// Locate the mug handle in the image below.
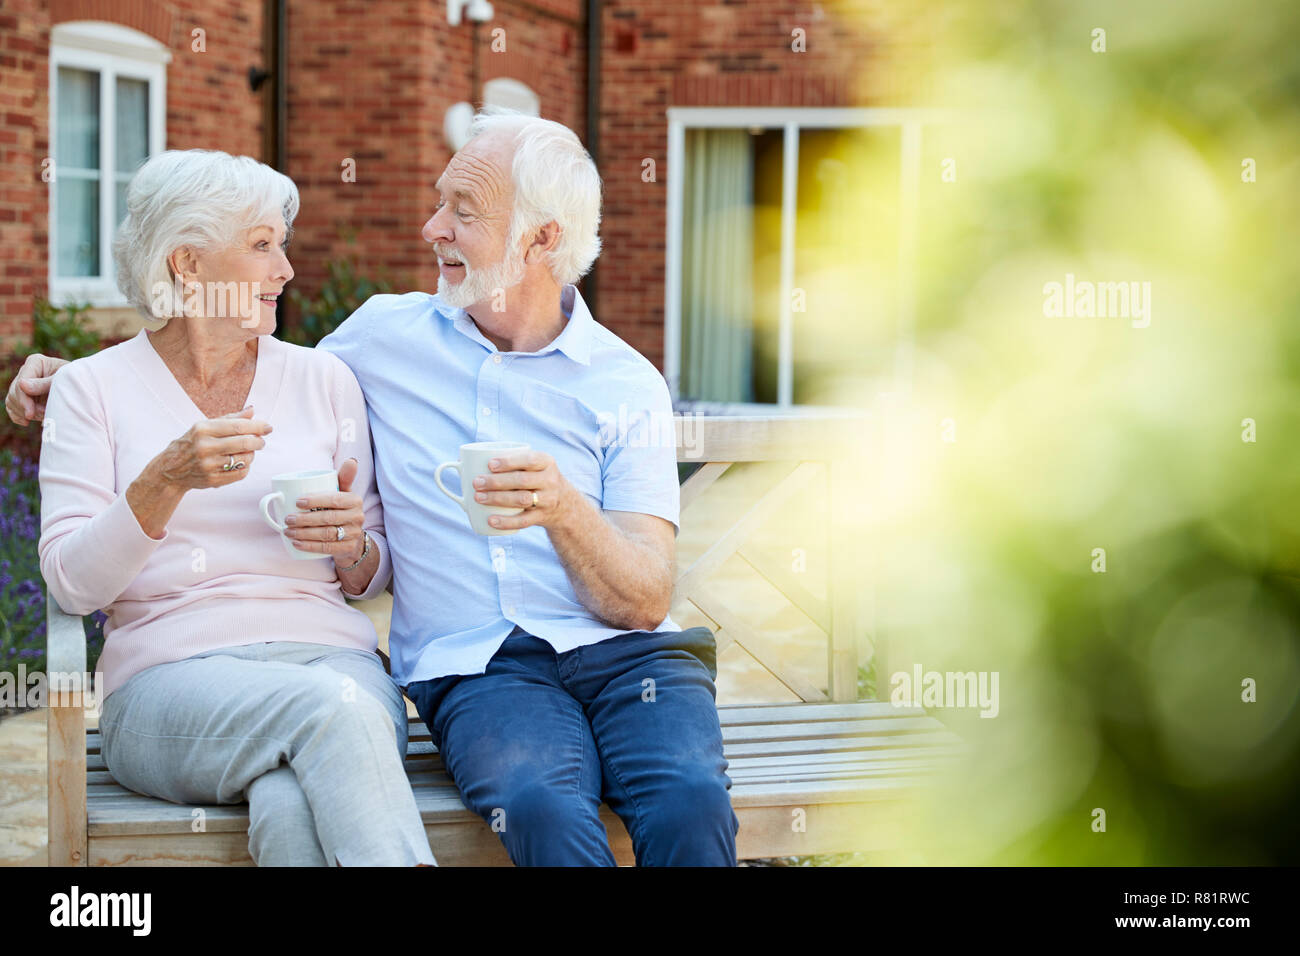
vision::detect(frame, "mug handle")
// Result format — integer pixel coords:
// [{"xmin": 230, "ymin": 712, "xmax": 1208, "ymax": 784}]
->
[
  {"xmin": 260, "ymin": 491, "xmax": 286, "ymax": 532},
  {"xmin": 434, "ymin": 462, "xmax": 463, "ymax": 505}
]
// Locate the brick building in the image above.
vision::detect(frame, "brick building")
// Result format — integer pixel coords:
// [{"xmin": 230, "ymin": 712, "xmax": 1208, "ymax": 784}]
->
[{"xmin": 2, "ymin": 0, "xmax": 914, "ymax": 407}]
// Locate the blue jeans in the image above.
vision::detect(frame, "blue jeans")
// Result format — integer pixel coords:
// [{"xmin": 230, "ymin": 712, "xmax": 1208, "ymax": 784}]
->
[{"xmin": 406, "ymin": 626, "xmax": 739, "ymax": 866}]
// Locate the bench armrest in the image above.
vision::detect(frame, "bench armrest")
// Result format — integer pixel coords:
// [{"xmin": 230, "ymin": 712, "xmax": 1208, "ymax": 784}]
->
[
  {"xmin": 46, "ymin": 591, "xmax": 88, "ymax": 866},
  {"xmin": 46, "ymin": 591, "xmax": 88, "ymax": 683}
]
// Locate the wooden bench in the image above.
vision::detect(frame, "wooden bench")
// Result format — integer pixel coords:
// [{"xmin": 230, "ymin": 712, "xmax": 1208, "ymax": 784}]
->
[{"xmin": 46, "ymin": 415, "xmax": 965, "ymax": 865}]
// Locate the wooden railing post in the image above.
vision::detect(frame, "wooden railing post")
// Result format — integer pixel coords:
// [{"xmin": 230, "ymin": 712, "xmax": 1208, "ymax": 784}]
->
[
  {"xmin": 46, "ymin": 592, "xmax": 88, "ymax": 866},
  {"xmin": 828, "ymin": 456, "xmax": 863, "ymax": 701}
]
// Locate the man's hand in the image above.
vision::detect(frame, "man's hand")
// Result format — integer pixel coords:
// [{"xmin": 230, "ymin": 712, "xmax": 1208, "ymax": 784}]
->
[
  {"xmin": 474, "ymin": 448, "xmax": 676, "ymax": 632},
  {"xmin": 472, "ymin": 449, "xmax": 582, "ymax": 532},
  {"xmin": 6, "ymin": 353, "xmax": 69, "ymax": 425}
]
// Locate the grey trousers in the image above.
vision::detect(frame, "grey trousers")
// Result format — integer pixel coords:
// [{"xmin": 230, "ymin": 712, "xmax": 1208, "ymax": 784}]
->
[{"xmin": 99, "ymin": 641, "xmax": 436, "ymax": 866}]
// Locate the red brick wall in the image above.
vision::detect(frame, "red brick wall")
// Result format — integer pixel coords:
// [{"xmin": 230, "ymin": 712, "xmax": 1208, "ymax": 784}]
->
[
  {"xmin": 0, "ymin": 0, "xmax": 265, "ymax": 347},
  {"xmin": 0, "ymin": 0, "xmax": 50, "ymax": 341},
  {"xmin": 285, "ymin": 0, "xmax": 586, "ymax": 316},
  {"xmin": 596, "ymin": 0, "xmax": 887, "ymax": 369},
  {"xmin": 162, "ymin": 0, "xmax": 264, "ymax": 158},
  {"xmin": 4, "ymin": 0, "xmax": 891, "ymax": 364}
]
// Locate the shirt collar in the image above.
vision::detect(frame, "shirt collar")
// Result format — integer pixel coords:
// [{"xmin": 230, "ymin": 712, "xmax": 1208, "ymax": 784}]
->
[{"xmin": 435, "ymin": 284, "xmax": 593, "ymax": 366}]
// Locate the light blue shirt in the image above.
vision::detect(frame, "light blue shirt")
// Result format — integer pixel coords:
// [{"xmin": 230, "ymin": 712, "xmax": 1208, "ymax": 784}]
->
[{"xmin": 318, "ymin": 285, "xmax": 680, "ymax": 686}]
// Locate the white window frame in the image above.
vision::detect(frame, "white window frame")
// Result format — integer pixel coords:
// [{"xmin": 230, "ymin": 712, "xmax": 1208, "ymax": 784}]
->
[
  {"xmin": 49, "ymin": 21, "xmax": 169, "ymax": 308},
  {"xmin": 665, "ymin": 107, "xmax": 945, "ymax": 409}
]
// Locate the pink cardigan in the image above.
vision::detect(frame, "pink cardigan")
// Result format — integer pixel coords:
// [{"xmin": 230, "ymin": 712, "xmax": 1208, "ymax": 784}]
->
[{"xmin": 38, "ymin": 329, "xmax": 393, "ymax": 699}]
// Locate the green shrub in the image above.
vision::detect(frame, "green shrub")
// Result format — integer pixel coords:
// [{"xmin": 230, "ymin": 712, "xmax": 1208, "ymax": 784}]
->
[
  {"xmin": 283, "ymin": 255, "xmax": 396, "ymax": 348},
  {"xmin": 17, "ymin": 299, "xmax": 100, "ymax": 361},
  {"xmin": 1, "ymin": 300, "xmax": 100, "ymax": 463}
]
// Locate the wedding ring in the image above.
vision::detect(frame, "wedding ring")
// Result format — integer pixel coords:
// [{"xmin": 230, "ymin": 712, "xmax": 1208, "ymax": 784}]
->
[
  {"xmin": 335, "ymin": 525, "xmax": 345, "ymax": 541},
  {"xmin": 530, "ymin": 491, "xmax": 539, "ymax": 509}
]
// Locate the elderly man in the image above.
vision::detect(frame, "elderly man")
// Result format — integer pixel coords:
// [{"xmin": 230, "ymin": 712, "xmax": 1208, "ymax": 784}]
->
[{"xmin": 9, "ymin": 110, "xmax": 739, "ymax": 866}]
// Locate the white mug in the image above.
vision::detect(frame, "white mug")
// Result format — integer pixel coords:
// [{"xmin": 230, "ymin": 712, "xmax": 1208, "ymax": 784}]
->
[
  {"xmin": 259, "ymin": 468, "xmax": 339, "ymax": 560},
  {"xmin": 435, "ymin": 441, "xmax": 529, "ymax": 536}
]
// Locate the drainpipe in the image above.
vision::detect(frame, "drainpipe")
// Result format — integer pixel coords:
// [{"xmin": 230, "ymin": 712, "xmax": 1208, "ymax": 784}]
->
[
  {"xmin": 585, "ymin": 0, "xmax": 601, "ymax": 315},
  {"xmin": 275, "ymin": 0, "xmax": 287, "ymax": 172}
]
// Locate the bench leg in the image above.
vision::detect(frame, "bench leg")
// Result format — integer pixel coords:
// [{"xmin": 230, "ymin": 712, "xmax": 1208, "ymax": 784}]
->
[{"xmin": 48, "ymin": 691, "xmax": 87, "ymax": 866}]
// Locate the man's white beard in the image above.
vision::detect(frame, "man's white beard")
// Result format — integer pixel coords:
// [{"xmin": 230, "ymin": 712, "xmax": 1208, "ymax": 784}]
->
[{"xmin": 437, "ymin": 240, "xmax": 528, "ymax": 310}]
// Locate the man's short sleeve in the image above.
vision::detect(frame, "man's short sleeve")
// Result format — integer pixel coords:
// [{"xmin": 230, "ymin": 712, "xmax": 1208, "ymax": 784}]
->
[
  {"xmin": 598, "ymin": 366, "xmax": 680, "ymax": 531},
  {"xmin": 317, "ymin": 294, "xmax": 384, "ymax": 384}
]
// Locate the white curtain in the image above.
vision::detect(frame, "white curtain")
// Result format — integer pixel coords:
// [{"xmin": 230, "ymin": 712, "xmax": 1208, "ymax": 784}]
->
[
  {"xmin": 55, "ymin": 67, "xmax": 100, "ymax": 277},
  {"xmin": 115, "ymin": 76, "xmax": 149, "ymax": 226},
  {"xmin": 682, "ymin": 129, "xmax": 754, "ymax": 403}
]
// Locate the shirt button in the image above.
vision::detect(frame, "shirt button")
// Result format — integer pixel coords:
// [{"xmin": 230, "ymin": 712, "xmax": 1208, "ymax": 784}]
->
[
  {"xmin": 492, "ymin": 354, "xmax": 502, "ymax": 364},
  {"xmin": 482, "ymin": 407, "xmax": 492, "ymax": 416},
  {"xmin": 492, "ymin": 548, "xmax": 505, "ymax": 560}
]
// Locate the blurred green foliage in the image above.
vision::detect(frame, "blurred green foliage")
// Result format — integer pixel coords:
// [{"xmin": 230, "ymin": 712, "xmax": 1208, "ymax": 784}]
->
[
  {"xmin": 17, "ymin": 299, "xmax": 99, "ymax": 361},
  {"xmin": 282, "ymin": 255, "xmax": 395, "ymax": 348},
  {"xmin": 819, "ymin": 0, "xmax": 1300, "ymax": 865},
  {"xmin": 1, "ymin": 300, "xmax": 100, "ymax": 462}
]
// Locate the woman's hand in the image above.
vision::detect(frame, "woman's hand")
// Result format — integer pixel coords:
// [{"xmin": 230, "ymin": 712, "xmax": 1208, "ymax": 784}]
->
[
  {"xmin": 283, "ymin": 458, "xmax": 367, "ymax": 563},
  {"xmin": 126, "ymin": 407, "xmax": 273, "ymax": 539},
  {"xmin": 150, "ymin": 406, "xmax": 273, "ymax": 490}
]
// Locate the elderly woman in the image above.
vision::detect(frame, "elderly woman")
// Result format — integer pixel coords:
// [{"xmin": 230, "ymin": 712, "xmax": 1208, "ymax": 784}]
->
[{"xmin": 25, "ymin": 149, "xmax": 434, "ymax": 866}]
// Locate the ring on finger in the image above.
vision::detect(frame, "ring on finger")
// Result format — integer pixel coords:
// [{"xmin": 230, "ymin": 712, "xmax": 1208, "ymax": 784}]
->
[{"xmin": 335, "ymin": 525, "xmax": 345, "ymax": 541}]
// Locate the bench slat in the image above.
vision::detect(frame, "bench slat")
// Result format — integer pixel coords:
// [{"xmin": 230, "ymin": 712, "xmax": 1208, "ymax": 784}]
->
[
  {"xmin": 720, "ymin": 716, "xmax": 950, "ymax": 742},
  {"xmin": 84, "ymin": 701, "xmax": 934, "ymax": 750},
  {"xmin": 717, "ymin": 701, "xmax": 929, "ymax": 723},
  {"xmin": 725, "ymin": 744, "xmax": 967, "ymax": 770},
  {"xmin": 89, "ymin": 748, "xmax": 953, "ymax": 804},
  {"xmin": 89, "ymin": 728, "xmax": 961, "ymax": 772},
  {"xmin": 88, "ymin": 772, "xmax": 931, "ymax": 838}
]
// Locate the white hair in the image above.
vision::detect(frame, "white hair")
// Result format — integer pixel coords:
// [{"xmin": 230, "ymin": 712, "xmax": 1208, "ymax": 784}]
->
[
  {"xmin": 465, "ymin": 108, "xmax": 602, "ymax": 286},
  {"xmin": 112, "ymin": 149, "xmax": 299, "ymax": 319}
]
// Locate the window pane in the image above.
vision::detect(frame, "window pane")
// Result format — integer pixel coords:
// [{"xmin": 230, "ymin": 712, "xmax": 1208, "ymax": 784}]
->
[
  {"xmin": 680, "ymin": 128, "xmax": 783, "ymax": 404},
  {"xmin": 56, "ymin": 176, "xmax": 99, "ymax": 277},
  {"xmin": 116, "ymin": 178, "xmax": 129, "ymax": 227},
  {"xmin": 115, "ymin": 77, "xmax": 149, "ymax": 173},
  {"xmin": 750, "ymin": 129, "xmax": 784, "ymax": 404},
  {"xmin": 56, "ymin": 67, "xmax": 99, "ymax": 171},
  {"xmin": 792, "ymin": 127, "xmax": 900, "ymax": 405}
]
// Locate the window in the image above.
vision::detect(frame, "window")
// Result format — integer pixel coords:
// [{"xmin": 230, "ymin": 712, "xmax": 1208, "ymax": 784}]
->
[
  {"xmin": 665, "ymin": 108, "xmax": 942, "ymax": 409},
  {"xmin": 49, "ymin": 22, "xmax": 169, "ymax": 307}
]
